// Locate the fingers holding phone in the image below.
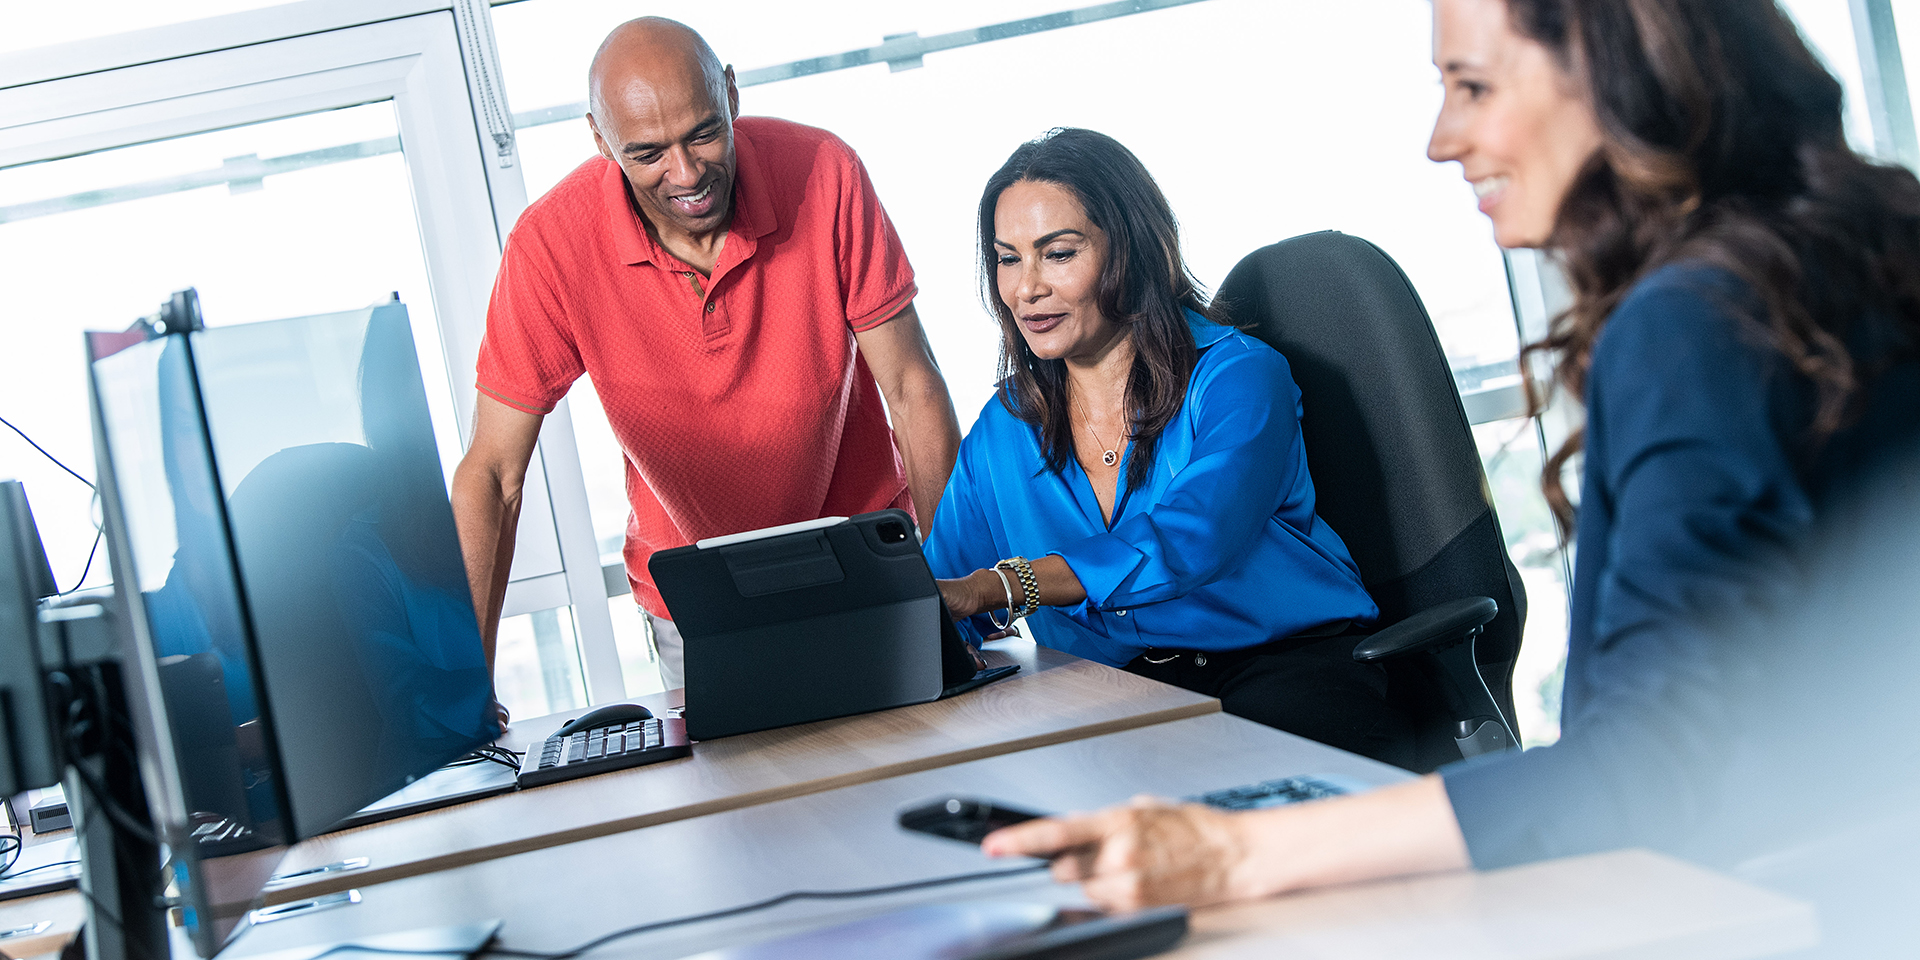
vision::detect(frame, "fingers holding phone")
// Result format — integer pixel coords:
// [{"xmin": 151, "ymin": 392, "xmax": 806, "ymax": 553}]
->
[{"xmin": 975, "ymin": 796, "xmax": 1253, "ymax": 912}]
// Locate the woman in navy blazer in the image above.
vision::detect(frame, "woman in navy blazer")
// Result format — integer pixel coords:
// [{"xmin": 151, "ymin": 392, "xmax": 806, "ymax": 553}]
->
[{"xmin": 984, "ymin": 0, "xmax": 1920, "ymax": 920}]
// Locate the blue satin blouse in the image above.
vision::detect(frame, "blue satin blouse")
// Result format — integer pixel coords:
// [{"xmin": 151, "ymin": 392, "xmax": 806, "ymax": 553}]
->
[{"xmin": 924, "ymin": 311, "xmax": 1377, "ymax": 668}]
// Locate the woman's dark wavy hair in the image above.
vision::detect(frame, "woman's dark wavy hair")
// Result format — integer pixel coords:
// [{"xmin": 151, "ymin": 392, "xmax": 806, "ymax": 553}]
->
[
  {"xmin": 1510, "ymin": 0, "xmax": 1920, "ymax": 528},
  {"xmin": 977, "ymin": 128, "xmax": 1223, "ymax": 490}
]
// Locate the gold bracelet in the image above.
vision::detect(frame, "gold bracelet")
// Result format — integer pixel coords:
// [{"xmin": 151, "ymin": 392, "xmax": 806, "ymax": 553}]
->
[{"xmin": 996, "ymin": 556, "xmax": 1040, "ymax": 619}]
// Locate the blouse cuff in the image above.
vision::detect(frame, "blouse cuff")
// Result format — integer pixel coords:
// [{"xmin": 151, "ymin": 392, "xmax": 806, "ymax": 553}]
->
[
  {"xmin": 1051, "ymin": 535, "xmax": 1145, "ymax": 633},
  {"xmin": 1054, "ymin": 533, "xmax": 1146, "ymax": 609}
]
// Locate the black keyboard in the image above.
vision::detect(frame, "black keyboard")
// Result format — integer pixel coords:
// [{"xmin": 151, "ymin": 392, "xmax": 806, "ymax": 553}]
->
[
  {"xmin": 517, "ymin": 717, "xmax": 692, "ymax": 788},
  {"xmin": 1191, "ymin": 775, "xmax": 1353, "ymax": 811}
]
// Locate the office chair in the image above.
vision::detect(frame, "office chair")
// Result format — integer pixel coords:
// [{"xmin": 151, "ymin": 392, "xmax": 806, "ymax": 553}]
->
[{"xmin": 1217, "ymin": 231, "xmax": 1527, "ymax": 773}]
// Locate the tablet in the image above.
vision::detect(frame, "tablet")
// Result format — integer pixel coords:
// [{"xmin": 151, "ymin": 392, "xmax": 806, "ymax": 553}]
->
[{"xmin": 650, "ymin": 510, "xmax": 952, "ymax": 740}]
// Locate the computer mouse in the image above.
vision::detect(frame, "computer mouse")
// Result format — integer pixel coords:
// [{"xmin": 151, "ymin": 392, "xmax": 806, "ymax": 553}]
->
[{"xmin": 554, "ymin": 702, "xmax": 655, "ymax": 738}]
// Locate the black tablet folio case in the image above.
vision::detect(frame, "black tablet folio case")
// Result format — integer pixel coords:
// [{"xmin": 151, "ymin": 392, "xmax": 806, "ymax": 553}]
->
[{"xmin": 648, "ymin": 510, "xmax": 946, "ymax": 740}]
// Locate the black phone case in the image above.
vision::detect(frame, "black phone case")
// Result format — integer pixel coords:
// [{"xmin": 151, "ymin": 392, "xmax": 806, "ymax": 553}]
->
[
  {"xmin": 898, "ymin": 797, "xmax": 1045, "ymax": 844},
  {"xmin": 650, "ymin": 510, "xmax": 951, "ymax": 740}
]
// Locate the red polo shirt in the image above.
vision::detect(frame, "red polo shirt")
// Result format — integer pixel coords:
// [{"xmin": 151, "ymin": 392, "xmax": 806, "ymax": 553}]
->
[{"xmin": 475, "ymin": 117, "xmax": 917, "ymax": 617}]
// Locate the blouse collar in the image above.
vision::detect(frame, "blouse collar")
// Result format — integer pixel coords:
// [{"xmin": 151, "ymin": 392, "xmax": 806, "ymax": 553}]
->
[{"xmin": 1188, "ymin": 308, "xmax": 1234, "ymax": 349}]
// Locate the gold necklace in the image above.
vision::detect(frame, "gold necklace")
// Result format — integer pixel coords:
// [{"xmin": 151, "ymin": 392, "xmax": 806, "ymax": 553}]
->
[{"xmin": 1073, "ymin": 390, "xmax": 1125, "ymax": 468}]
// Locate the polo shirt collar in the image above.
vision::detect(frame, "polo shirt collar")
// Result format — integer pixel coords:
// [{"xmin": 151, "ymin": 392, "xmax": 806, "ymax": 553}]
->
[{"xmin": 604, "ymin": 123, "xmax": 780, "ymax": 269}]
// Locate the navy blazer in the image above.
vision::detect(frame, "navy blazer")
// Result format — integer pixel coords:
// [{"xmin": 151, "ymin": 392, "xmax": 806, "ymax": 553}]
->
[{"xmin": 1444, "ymin": 262, "xmax": 1920, "ymax": 868}]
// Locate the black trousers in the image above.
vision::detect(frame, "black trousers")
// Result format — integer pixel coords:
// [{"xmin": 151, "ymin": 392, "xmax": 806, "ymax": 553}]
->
[{"xmin": 1124, "ymin": 630, "xmax": 1416, "ymax": 770}]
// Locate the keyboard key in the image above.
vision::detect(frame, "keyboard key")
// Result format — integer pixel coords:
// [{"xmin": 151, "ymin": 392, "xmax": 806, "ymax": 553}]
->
[
  {"xmin": 518, "ymin": 716, "xmax": 691, "ymax": 788},
  {"xmin": 1192, "ymin": 776, "xmax": 1352, "ymax": 811}
]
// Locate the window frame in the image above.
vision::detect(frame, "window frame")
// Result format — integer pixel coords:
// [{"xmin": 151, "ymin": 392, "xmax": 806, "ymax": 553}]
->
[{"xmin": 0, "ymin": 4, "xmax": 628, "ymax": 706}]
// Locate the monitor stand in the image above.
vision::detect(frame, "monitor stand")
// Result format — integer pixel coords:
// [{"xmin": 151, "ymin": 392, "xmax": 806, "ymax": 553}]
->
[{"xmin": 65, "ymin": 660, "xmax": 169, "ymax": 960}]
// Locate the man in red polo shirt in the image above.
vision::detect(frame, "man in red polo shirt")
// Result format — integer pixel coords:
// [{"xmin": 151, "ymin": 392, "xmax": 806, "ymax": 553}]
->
[{"xmin": 452, "ymin": 18, "xmax": 961, "ymax": 694}]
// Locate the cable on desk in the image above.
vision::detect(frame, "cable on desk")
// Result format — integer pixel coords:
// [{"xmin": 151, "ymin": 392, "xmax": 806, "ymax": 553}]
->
[
  {"xmin": 445, "ymin": 745, "xmax": 523, "ymax": 772},
  {"xmin": 0, "ymin": 859, "xmax": 82, "ymax": 882},
  {"xmin": 297, "ymin": 862, "xmax": 1052, "ymax": 960}
]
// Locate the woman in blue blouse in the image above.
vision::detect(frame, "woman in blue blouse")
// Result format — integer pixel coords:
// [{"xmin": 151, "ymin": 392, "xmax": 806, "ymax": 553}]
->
[
  {"xmin": 925, "ymin": 128, "xmax": 1408, "ymax": 766},
  {"xmin": 982, "ymin": 0, "xmax": 1920, "ymax": 929}
]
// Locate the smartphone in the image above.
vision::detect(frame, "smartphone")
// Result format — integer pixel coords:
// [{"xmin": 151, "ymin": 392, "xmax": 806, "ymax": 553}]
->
[{"xmin": 898, "ymin": 796, "xmax": 1045, "ymax": 844}]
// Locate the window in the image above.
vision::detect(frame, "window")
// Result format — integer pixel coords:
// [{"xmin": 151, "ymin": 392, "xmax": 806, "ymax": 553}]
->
[
  {"xmin": 491, "ymin": 0, "xmax": 1540, "ymax": 699},
  {"xmin": 0, "ymin": 8, "xmax": 615, "ymax": 720},
  {"xmin": 0, "ymin": 101, "xmax": 445, "ymax": 591}
]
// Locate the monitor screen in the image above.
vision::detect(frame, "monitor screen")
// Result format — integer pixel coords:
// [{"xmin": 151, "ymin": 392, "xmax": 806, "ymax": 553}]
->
[
  {"xmin": 90, "ymin": 332, "xmax": 292, "ymax": 956},
  {"xmin": 189, "ymin": 302, "xmax": 497, "ymax": 839},
  {"xmin": 88, "ymin": 300, "xmax": 496, "ymax": 956}
]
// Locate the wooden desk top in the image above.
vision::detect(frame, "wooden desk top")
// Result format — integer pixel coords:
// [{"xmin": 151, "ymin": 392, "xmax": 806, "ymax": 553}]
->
[
  {"xmin": 265, "ymin": 639, "xmax": 1215, "ymax": 902},
  {"xmin": 220, "ymin": 713, "xmax": 1810, "ymax": 960},
  {"xmin": 0, "ymin": 889, "xmax": 82, "ymax": 959}
]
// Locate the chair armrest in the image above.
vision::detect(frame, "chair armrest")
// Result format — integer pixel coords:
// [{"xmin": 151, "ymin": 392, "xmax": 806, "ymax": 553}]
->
[{"xmin": 1350, "ymin": 596, "xmax": 1498, "ymax": 663}]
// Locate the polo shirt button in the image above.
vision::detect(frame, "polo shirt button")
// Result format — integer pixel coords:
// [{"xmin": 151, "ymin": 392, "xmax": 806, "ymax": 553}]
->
[
  {"xmin": 1194, "ymin": 654, "xmax": 1209, "ymax": 667},
  {"xmin": 1115, "ymin": 609, "xmax": 1128, "ymax": 617},
  {"xmin": 705, "ymin": 302, "xmax": 716, "ymax": 313}
]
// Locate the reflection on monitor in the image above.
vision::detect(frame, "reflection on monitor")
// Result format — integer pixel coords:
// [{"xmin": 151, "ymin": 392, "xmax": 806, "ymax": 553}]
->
[
  {"xmin": 90, "ymin": 332, "xmax": 291, "ymax": 956},
  {"xmin": 193, "ymin": 303, "xmax": 497, "ymax": 838},
  {"xmin": 88, "ymin": 300, "xmax": 496, "ymax": 957}
]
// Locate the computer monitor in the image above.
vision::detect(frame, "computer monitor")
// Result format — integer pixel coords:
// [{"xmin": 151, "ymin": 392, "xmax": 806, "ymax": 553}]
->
[
  {"xmin": 186, "ymin": 301, "xmax": 498, "ymax": 837},
  {"xmin": 87, "ymin": 326, "xmax": 291, "ymax": 957},
  {"xmin": 76, "ymin": 297, "xmax": 497, "ymax": 957},
  {"xmin": 0, "ymin": 481, "xmax": 61, "ymax": 798}
]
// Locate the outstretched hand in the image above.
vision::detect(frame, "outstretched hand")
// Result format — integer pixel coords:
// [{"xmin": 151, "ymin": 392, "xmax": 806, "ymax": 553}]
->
[
  {"xmin": 981, "ymin": 776, "xmax": 1473, "ymax": 912},
  {"xmin": 981, "ymin": 796, "xmax": 1251, "ymax": 911}
]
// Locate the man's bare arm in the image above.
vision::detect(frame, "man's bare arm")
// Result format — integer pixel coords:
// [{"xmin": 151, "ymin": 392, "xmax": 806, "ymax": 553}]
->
[
  {"xmin": 450, "ymin": 394, "xmax": 545, "ymax": 672},
  {"xmin": 854, "ymin": 302, "xmax": 962, "ymax": 535}
]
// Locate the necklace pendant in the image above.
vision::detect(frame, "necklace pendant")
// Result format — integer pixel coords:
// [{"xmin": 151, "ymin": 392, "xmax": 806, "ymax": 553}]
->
[{"xmin": 1101, "ymin": 449, "xmax": 1118, "ymax": 467}]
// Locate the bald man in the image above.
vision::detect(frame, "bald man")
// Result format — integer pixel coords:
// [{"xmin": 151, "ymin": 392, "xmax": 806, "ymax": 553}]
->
[{"xmin": 453, "ymin": 18, "xmax": 960, "ymax": 694}]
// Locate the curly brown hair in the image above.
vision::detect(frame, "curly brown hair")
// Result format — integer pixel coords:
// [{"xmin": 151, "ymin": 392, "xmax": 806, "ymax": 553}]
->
[{"xmin": 1508, "ymin": 0, "xmax": 1920, "ymax": 528}]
